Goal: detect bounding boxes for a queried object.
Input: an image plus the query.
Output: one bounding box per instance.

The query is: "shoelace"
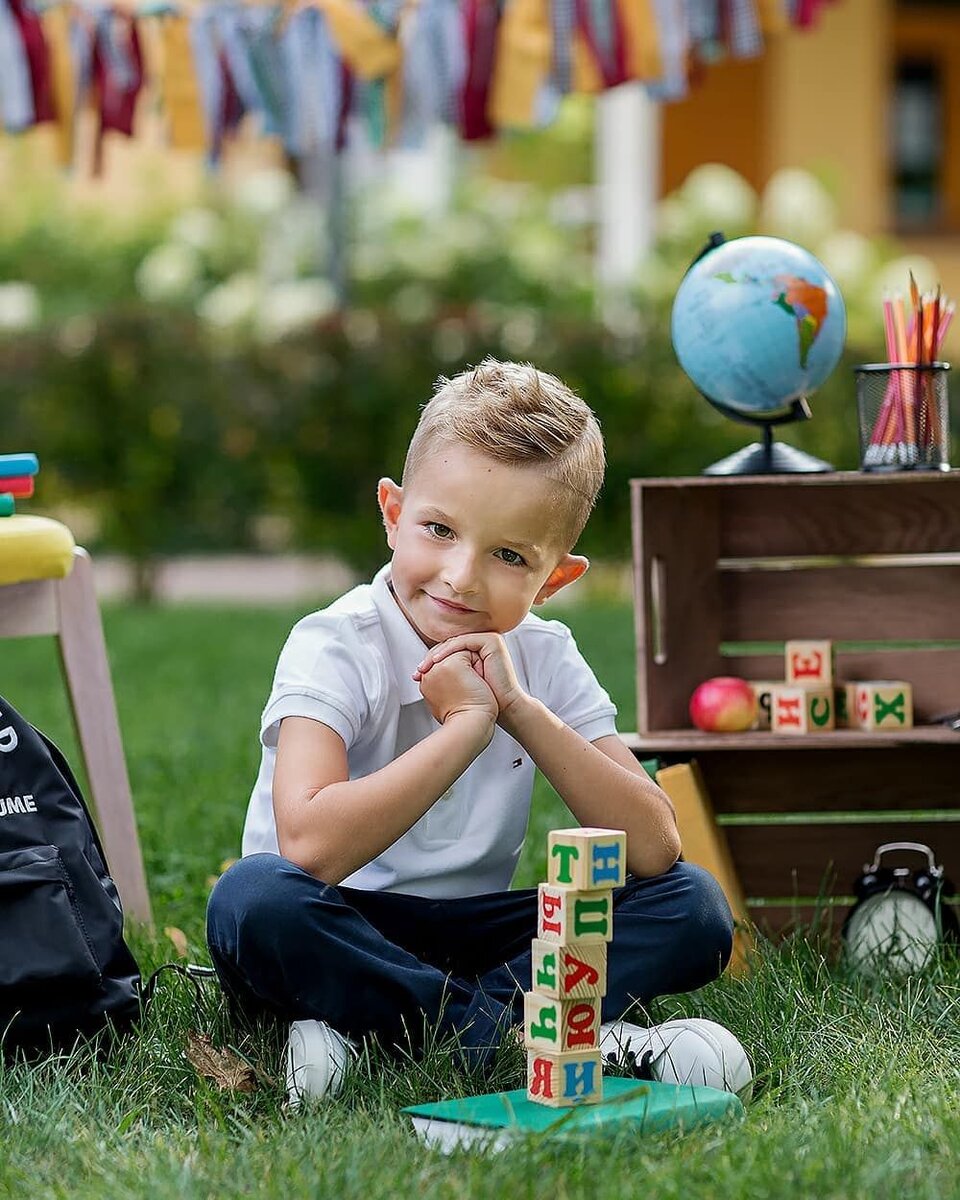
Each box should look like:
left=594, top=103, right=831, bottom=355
left=603, top=1045, right=656, bottom=1080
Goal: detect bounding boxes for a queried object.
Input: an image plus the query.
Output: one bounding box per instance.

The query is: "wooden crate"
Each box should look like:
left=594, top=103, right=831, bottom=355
left=625, top=472, right=960, bottom=939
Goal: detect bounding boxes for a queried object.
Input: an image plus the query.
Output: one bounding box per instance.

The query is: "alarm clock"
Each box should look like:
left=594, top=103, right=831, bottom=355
left=842, top=842, right=958, bottom=974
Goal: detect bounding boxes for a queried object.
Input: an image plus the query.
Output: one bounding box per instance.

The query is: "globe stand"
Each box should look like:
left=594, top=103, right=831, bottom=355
left=702, top=397, right=834, bottom=476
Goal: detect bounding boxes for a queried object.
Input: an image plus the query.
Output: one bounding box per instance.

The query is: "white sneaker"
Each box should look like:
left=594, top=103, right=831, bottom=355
left=599, top=1017, right=753, bottom=1102
left=285, top=1019, right=356, bottom=1106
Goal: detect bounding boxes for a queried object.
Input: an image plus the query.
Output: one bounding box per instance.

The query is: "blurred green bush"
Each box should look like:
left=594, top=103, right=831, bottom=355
left=2, top=160, right=903, bottom=594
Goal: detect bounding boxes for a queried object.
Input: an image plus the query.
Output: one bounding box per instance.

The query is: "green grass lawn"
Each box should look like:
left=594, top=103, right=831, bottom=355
left=3, top=599, right=960, bottom=1198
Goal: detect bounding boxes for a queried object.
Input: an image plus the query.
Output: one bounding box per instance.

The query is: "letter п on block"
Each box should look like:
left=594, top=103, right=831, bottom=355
left=526, top=1050, right=603, bottom=1108
left=547, top=828, right=627, bottom=891
left=785, top=640, right=834, bottom=686
left=853, top=681, right=914, bottom=730
left=537, top=883, right=613, bottom=943
left=531, top=938, right=607, bottom=1000
left=524, top=992, right=601, bottom=1052
left=771, top=685, right=834, bottom=734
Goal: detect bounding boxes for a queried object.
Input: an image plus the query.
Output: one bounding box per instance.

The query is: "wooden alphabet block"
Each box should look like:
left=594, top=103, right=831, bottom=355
left=771, top=684, right=834, bottom=734
left=546, top=827, right=627, bottom=890
left=785, top=640, right=834, bottom=687
left=748, top=681, right=780, bottom=730
left=537, top=883, right=613, bottom=943
left=523, top=992, right=601, bottom=1052
left=531, top=938, right=607, bottom=1000
left=852, top=681, right=914, bottom=730
left=526, top=1049, right=603, bottom=1108
left=834, top=683, right=858, bottom=729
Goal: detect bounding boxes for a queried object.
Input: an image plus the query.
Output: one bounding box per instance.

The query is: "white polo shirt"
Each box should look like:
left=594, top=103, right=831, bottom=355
left=241, top=563, right=618, bottom=897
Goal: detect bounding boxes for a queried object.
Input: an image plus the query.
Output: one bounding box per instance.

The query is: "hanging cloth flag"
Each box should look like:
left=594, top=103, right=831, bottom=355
left=488, top=0, right=553, bottom=129
left=754, top=0, right=787, bottom=34
left=313, top=0, right=401, bottom=79
left=280, top=3, right=342, bottom=157
left=8, top=0, right=56, bottom=125
left=214, top=3, right=287, bottom=139
left=91, top=7, right=144, bottom=167
left=459, top=0, right=499, bottom=140
left=573, top=0, right=627, bottom=90
left=644, top=0, right=690, bottom=100
left=398, top=0, right=466, bottom=145
left=0, top=0, right=35, bottom=131
left=40, top=2, right=74, bottom=162
left=148, top=10, right=206, bottom=152
left=722, top=0, right=762, bottom=56
left=615, top=0, right=663, bottom=83
left=190, top=4, right=245, bottom=165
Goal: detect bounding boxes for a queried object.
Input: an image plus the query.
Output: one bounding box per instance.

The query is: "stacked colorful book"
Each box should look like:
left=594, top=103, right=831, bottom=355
left=0, top=453, right=40, bottom=517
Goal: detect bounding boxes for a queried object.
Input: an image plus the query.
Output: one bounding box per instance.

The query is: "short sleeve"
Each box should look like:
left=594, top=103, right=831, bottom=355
left=536, top=621, right=619, bottom=742
left=259, top=612, right=380, bottom=751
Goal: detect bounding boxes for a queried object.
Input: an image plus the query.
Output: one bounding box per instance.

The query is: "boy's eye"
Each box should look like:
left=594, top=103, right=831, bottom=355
left=425, top=523, right=527, bottom=567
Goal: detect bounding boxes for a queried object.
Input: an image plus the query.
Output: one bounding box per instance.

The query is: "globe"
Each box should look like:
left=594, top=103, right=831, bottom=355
left=671, top=235, right=847, bottom=421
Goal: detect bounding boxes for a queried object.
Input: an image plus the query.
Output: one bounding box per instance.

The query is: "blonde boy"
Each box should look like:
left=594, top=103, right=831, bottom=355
left=207, top=359, right=733, bottom=1103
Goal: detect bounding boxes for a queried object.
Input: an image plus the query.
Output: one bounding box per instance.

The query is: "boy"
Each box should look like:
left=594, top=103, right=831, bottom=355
left=207, top=358, right=734, bottom=1103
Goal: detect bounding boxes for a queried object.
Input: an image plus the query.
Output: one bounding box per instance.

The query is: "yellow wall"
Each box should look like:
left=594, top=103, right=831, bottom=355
left=764, top=0, right=891, bottom=233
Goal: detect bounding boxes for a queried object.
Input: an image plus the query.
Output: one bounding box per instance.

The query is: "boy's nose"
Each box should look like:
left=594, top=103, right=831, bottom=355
left=441, top=550, right=480, bottom=597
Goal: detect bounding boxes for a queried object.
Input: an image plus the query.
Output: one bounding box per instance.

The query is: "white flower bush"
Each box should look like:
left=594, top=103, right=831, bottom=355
left=255, top=278, right=338, bottom=343
left=196, top=272, right=260, bottom=334
left=679, top=163, right=758, bottom=233
left=760, top=168, right=837, bottom=245
left=0, top=282, right=40, bottom=331
left=234, top=168, right=297, bottom=222
left=169, top=208, right=224, bottom=254
left=136, top=243, right=203, bottom=303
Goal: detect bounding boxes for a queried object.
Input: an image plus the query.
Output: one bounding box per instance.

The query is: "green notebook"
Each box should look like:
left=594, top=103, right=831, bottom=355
left=403, top=1076, right=743, bottom=1153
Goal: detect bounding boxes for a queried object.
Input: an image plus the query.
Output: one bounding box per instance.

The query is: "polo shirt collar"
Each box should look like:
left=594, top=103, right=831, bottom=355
left=370, top=563, right=433, bottom=705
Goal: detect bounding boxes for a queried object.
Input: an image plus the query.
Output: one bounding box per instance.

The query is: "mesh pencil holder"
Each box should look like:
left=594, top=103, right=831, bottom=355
left=854, top=362, right=951, bottom=472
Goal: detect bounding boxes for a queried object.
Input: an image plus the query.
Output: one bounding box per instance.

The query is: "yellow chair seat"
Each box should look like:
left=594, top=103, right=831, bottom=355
left=0, top=515, right=76, bottom=586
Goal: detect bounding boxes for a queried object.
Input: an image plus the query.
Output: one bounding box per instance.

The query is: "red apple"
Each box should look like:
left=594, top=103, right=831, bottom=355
left=689, top=677, right=758, bottom=732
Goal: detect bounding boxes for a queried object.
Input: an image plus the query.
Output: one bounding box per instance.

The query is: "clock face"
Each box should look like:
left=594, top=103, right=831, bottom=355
left=844, top=889, right=939, bottom=974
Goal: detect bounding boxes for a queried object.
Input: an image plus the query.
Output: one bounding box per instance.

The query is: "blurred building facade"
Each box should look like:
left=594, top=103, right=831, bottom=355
left=662, top=0, right=960, bottom=304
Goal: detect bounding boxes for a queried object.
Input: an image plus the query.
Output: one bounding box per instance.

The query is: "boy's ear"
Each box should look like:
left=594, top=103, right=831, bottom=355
left=378, top=478, right=403, bottom=550
left=533, top=554, right=589, bottom=605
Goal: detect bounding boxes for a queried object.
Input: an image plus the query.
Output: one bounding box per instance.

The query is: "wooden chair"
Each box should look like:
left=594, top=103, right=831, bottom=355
left=0, top=515, right=152, bottom=925
left=624, top=472, right=960, bottom=944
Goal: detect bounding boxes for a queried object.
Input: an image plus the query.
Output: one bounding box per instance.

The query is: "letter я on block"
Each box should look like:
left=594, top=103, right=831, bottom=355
left=526, top=827, right=626, bottom=1108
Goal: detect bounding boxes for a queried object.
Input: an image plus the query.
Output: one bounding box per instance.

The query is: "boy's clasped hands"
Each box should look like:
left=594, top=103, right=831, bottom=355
left=413, top=634, right=528, bottom=735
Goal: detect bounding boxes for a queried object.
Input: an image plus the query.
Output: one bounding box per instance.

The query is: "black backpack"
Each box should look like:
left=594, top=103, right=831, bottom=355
left=0, top=694, right=142, bottom=1057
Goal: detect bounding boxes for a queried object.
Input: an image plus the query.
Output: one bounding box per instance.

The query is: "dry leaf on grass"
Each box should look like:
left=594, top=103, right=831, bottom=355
left=185, top=1031, right=257, bottom=1094
left=164, top=926, right=189, bottom=958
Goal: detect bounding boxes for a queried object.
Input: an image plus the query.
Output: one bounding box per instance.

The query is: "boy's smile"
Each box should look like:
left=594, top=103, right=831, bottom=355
left=378, top=443, right=589, bottom=648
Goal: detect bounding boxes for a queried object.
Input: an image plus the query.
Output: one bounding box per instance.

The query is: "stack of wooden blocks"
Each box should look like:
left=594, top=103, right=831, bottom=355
left=750, top=640, right=914, bottom=734
left=525, top=826, right=626, bottom=1108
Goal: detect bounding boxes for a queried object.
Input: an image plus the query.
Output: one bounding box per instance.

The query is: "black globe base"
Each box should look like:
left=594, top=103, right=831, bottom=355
left=703, top=437, right=834, bottom=476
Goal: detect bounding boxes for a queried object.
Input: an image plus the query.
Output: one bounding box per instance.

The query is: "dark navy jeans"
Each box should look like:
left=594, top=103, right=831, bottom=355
left=206, top=854, right=733, bottom=1068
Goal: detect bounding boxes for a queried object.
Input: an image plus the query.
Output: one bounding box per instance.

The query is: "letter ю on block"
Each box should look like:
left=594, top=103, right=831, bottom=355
left=785, top=640, right=834, bottom=687
left=537, top=883, right=613, bottom=943
left=771, top=685, right=834, bottom=734
left=531, top=938, right=607, bottom=1000
left=523, top=992, right=601, bottom=1052
left=526, top=1050, right=603, bottom=1108
left=547, top=828, right=627, bottom=891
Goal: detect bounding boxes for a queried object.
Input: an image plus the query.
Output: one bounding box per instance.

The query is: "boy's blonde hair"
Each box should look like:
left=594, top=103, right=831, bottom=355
left=402, top=358, right=605, bottom=554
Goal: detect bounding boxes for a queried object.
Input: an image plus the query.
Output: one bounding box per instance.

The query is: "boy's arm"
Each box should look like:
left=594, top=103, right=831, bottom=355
left=501, top=696, right=681, bottom=878
left=274, top=649, right=497, bottom=884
